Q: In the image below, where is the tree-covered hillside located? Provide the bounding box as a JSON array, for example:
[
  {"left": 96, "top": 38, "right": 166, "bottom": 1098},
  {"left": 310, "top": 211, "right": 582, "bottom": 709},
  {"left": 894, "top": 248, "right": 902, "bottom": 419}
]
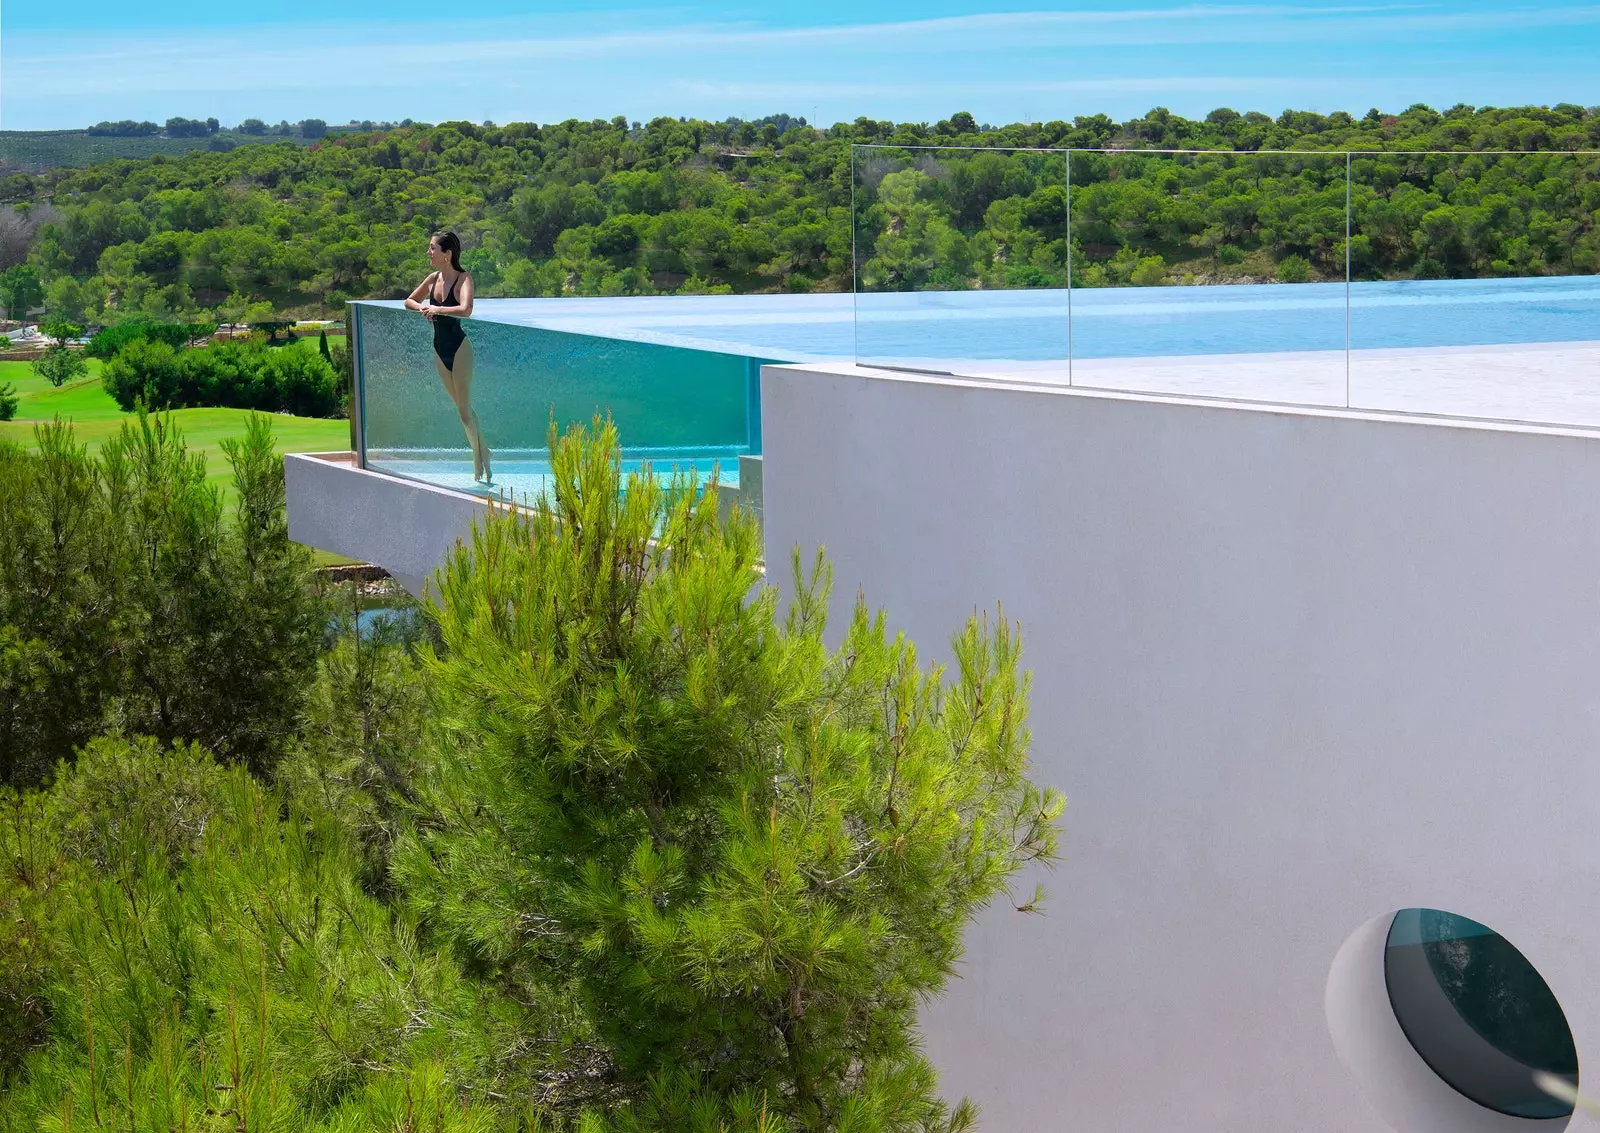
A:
[
  {"left": 0, "top": 120, "right": 358, "bottom": 177},
  {"left": 2, "top": 103, "right": 1598, "bottom": 323}
]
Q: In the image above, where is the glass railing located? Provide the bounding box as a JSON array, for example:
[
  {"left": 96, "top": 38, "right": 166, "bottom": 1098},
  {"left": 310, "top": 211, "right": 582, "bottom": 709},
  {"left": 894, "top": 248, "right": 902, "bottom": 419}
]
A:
[
  {"left": 1348, "top": 151, "right": 1600, "bottom": 426},
  {"left": 349, "top": 301, "right": 764, "bottom": 506},
  {"left": 852, "top": 144, "right": 1600, "bottom": 425},
  {"left": 852, "top": 146, "right": 1070, "bottom": 380},
  {"left": 1065, "top": 149, "right": 1348, "bottom": 403}
]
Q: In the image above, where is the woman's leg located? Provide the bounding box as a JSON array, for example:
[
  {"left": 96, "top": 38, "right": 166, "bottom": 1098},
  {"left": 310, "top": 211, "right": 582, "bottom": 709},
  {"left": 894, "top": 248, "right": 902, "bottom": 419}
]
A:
[
  {"left": 452, "top": 338, "right": 488, "bottom": 482},
  {"left": 433, "top": 349, "right": 481, "bottom": 480}
]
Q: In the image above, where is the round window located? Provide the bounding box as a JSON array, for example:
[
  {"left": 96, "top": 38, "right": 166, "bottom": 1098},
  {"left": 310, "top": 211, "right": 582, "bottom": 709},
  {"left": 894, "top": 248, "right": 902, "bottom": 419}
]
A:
[{"left": 1385, "top": 908, "right": 1579, "bottom": 1119}]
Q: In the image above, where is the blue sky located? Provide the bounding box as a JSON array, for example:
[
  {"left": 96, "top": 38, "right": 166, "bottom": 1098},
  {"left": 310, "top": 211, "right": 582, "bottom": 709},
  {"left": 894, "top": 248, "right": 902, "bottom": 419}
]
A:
[{"left": 4, "top": 1, "right": 1600, "bottom": 131}]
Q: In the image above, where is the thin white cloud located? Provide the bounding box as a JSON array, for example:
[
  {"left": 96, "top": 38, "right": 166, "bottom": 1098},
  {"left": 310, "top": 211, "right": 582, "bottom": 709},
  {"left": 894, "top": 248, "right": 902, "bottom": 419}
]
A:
[
  {"left": 12, "top": 1, "right": 1576, "bottom": 83},
  {"left": 5, "top": 3, "right": 1599, "bottom": 124}
]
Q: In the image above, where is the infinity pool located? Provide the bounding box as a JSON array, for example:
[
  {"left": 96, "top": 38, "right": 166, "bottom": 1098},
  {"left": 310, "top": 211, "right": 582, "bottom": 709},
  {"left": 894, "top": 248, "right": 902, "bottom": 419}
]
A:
[
  {"left": 351, "top": 275, "right": 1600, "bottom": 501},
  {"left": 392, "top": 276, "right": 1598, "bottom": 361}
]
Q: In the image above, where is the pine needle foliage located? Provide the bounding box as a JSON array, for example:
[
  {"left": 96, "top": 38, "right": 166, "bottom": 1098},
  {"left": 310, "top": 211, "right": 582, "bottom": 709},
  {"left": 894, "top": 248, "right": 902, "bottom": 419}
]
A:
[
  {"left": 0, "top": 425, "right": 120, "bottom": 786},
  {"left": 0, "top": 413, "right": 327, "bottom": 785},
  {"left": 285, "top": 586, "right": 433, "bottom": 895},
  {"left": 399, "top": 417, "right": 1064, "bottom": 1132},
  {"left": 0, "top": 736, "right": 506, "bottom": 1132}
]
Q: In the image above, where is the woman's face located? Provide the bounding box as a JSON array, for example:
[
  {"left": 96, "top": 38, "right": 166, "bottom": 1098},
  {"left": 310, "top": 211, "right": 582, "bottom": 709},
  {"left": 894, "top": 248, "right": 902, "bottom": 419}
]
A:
[{"left": 427, "top": 239, "right": 448, "bottom": 267}]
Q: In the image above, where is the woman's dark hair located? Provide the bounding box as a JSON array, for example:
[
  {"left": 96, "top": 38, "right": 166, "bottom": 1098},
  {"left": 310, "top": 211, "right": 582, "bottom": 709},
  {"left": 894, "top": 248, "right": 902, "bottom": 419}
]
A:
[{"left": 431, "top": 231, "right": 464, "bottom": 272}]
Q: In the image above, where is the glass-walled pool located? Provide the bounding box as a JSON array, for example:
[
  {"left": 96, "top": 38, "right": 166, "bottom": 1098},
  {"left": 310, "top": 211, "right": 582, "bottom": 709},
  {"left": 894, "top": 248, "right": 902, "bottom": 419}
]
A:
[{"left": 350, "top": 299, "right": 791, "bottom": 502}]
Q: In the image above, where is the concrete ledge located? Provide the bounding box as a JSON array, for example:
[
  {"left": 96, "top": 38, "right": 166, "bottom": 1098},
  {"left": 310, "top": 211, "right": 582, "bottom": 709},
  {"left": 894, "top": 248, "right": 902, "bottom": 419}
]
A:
[{"left": 285, "top": 452, "right": 492, "bottom": 598}]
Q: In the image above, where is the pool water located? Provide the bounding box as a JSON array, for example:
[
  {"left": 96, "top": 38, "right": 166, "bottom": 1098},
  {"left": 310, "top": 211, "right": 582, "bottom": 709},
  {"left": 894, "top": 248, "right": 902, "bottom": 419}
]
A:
[
  {"left": 324, "top": 601, "right": 422, "bottom": 644},
  {"left": 859, "top": 276, "right": 1600, "bottom": 365},
  {"left": 373, "top": 450, "right": 742, "bottom": 505},
  {"left": 378, "top": 275, "right": 1600, "bottom": 363}
]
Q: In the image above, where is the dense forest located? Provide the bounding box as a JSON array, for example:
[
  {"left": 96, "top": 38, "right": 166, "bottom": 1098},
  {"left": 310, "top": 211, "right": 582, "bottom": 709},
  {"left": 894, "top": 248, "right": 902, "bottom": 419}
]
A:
[{"left": 1, "top": 102, "right": 1598, "bottom": 322}]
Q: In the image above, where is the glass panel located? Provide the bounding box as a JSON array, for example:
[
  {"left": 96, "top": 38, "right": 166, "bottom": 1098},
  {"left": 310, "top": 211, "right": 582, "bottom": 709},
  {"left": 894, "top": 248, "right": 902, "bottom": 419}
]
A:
[
  {"left": 852, "top": 144, "right": 1071, "bottom": 382},
  {"left": 1385, "top": 908, "right": 1578, "bottom": 1119},
  {"left": 1065, "top": 149, "right": 1349, "bottom": 405},
  {"left": 355, "top": 302, "right": 759, "bottom": 502},
  {"left": 347, "top": 303, "right": 365, "bottom": 461},
  {"left": 1349, "top": 151, "right": 1600, "bottom": 425}
]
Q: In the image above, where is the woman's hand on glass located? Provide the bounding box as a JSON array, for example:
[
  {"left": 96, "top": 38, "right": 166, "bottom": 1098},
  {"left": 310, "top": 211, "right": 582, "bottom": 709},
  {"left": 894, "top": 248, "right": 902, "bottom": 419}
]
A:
[{"left": 419, "top": 303, "right": 435, "bottom": 321}]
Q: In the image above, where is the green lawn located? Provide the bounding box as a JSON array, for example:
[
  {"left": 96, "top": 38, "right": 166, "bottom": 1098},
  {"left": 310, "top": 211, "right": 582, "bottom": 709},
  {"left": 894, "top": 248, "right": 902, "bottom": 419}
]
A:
[
  {"left": 1, "top": 359, "right": 349, "bottom": 467},
  {"left": 289, "top": 332, "right": 346, "bottom": 351},
  {"left": 1, "top": 357, "right": 353, "bottom": 563}
]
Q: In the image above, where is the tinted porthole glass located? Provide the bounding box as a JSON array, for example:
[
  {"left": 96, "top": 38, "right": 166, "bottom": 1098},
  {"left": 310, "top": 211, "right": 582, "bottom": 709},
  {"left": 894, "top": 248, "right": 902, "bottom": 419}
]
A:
[{"left": 1385, "top": 908, "right": 1579, "bottom": 1119}]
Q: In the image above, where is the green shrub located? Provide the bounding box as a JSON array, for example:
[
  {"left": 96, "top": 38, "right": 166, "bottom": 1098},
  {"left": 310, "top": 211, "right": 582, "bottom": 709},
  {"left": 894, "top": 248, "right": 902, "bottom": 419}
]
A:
[
  {"left": 85, "top": 319, "right": 202, "bottom": 360},
  {"left": 331, "top": 342, "right": 352, "bottom": 397},
  {"left": 1217, "top": 243, "right": 1246, "bottom": 266},
  {"left": 1071, "top": 262, "right": 1108, "bottom": 287},
  {"left": 0, "top": 789, "right": 59, "bottom": 1081},
  {"left": 47, "top": 735, "right": 227, "bottom": 875},
  {"left": 259, "top": 343, "right": 343, "bottom": 417},
  {"left": 1105, "top": 245, "right": 1141, "bottom": 285},
  {"left": 1001, "top": 263, "right": 1061, "bottom": 288},
  {"left": 1276, "top": 254, "right": 1311, "bottom": 283},
  {"left": 0, "top": 382, "right": 16, "bottom": 421},
  {"left": 1130, "top": 254, "right": 1167, "bottom": 286},
  {"left": 85, "top": 321, "right": 144, "bottom": 359},
  {"left": 399, "top": 418, "right": 1063, "bottom": 1131},
  {"left": 101, "top": 338, "right": 342, "bottom": 416},
  {"left": 0, "top": 429, "right": 119, "bottom": 787},
  {"left": 283, "top": 587, "right": 431, "bottom": 893},
  {"left": 1413, "top": 256, "right": 1448, "bottom": 280},
  {"left": 100, "top": 336, "right": 181, "bottom": 410}
]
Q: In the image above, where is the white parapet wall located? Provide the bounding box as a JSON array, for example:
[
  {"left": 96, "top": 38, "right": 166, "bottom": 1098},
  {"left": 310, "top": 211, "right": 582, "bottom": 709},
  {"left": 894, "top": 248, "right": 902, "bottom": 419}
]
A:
[
  {"left": 758, "top": 362, "right": 1600, "bottom": 1133},
  {"left": 284, "top": 452, "right": 493, "bottom": 598}
]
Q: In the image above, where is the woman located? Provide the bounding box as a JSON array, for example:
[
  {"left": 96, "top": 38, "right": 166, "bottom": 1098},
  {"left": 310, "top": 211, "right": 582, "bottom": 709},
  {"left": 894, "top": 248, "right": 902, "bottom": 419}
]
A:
[{"left": 404, "top": 231, "right": 489, "bottom": 482}]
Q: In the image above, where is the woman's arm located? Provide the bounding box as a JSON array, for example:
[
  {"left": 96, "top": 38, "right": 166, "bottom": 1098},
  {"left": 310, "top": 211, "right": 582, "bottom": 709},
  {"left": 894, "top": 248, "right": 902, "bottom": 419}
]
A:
[
  {"left": 431, "top": 273, "right": 474, "bottom": 318},
  {"left": 403, "top": 273, "right": 436, "bottom": 312}
]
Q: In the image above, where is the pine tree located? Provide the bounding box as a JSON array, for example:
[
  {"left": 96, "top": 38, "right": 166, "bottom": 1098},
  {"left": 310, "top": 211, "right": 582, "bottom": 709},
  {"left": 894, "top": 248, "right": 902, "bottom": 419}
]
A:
[
  {"left": 0, "top": 413, "right": 327, "bottom": 785},
  {"left": 318, "top": 327, "right": 332, "bottom": 364},
  {"left": 400, "top": 418, "right": 1063, "bottom": 1132},
  {"left": 0, "top": 425, "right": 122, "bottom": 786}
]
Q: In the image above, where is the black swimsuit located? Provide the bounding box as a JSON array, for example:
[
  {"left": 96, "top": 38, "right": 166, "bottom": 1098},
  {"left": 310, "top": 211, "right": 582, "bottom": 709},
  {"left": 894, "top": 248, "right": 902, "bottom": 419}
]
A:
[{"left": 430, "top": 272, "right": 466, "bottom": 371}]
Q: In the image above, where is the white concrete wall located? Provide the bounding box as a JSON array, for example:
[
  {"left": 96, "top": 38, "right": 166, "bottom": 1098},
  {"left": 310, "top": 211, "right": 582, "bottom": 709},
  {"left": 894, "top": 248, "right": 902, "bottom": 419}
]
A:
[
  {"left": 759, "top": 363, "right": 1600, "bottom": 1133},
  {"left": 285, "top": 453, "right": 490, "bottom": 597}
]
